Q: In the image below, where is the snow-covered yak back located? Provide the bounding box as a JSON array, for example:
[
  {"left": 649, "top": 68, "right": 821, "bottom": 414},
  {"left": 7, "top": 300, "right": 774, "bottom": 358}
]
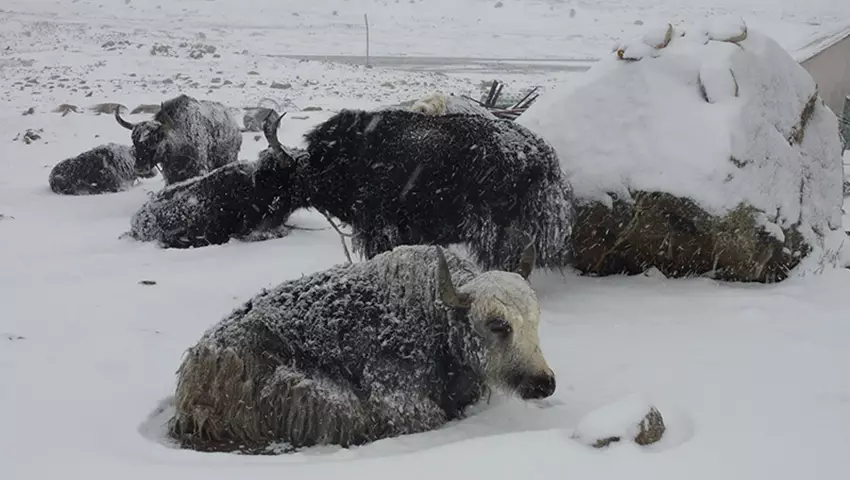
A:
[
  {"left": 266, "top": 108, "right": 575, "bottom": 273},
  {"left": 129, "top": 113, "right": 307, "bottom": 248},
  {"left": 48, "top": 143, "right": 139, "bottom": 195},
  {"left": 377, "top": 91, "right": 498, "bottom": 119},
  {"left": 114, "top": 94, "right": 242, "bottom": 185},
  {"left": 169, "top": 243, "right": 554, "bottom": 453}
]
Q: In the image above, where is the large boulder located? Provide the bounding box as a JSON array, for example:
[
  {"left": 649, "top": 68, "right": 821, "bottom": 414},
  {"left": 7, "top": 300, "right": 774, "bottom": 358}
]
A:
[{"left": 518, "top": 20, "right": 846, "bottom": 282}]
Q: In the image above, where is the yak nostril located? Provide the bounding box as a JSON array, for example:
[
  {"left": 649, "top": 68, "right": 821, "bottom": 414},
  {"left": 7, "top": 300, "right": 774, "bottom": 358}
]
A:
[{"left": 519, "top": 374, "right": 556, "bottom": 399}]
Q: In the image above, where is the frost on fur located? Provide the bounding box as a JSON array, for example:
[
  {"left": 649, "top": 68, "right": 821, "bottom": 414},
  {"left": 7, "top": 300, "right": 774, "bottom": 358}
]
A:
[
  {"left": 128, "top": 149, "right": 305, "bottom": 248},
  {"left": 379, "top": 92, "right": 497, "bottom": 119},
  {"left": 519, "top": 22, "right": 845, "bottom": 282},
  {"left": 168, "top": 244, "right": 555, "bottom": 453},
  {"left": 265, "top": 108, "right": 575, "bottom": 273},
  {"left": 114, "top": 94, "right": 242, "bottom": 185},
  {"left": 48, "top": 143, "right": 138, "bottom": 195},
  {"left": 128, "top": 112, "right": 308, "bottom": 249}
]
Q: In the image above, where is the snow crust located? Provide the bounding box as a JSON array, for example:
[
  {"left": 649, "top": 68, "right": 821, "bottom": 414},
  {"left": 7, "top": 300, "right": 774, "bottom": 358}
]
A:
[{"left": 518, "top": 22, "right": 845, "bottom": 269}]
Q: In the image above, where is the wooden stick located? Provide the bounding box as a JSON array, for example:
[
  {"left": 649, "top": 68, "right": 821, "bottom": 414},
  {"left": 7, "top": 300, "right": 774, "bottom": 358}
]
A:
[
  {"left": 319, "top": 209, "right": 353, "bottom": 264},
  {"left": 510, "top": 86, "right": 539, "bottom": 110},
  {"left": 364, "top": 14, "right": 371, "bottom": 68}
]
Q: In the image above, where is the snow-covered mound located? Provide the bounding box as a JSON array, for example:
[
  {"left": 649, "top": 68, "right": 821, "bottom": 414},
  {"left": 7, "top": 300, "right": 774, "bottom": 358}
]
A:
[
  {"left": 518, "top": 21, "right": 846, "bottom": 282},
  {"left": 572, "top": 394, "right": 665, "bottom": 448}
]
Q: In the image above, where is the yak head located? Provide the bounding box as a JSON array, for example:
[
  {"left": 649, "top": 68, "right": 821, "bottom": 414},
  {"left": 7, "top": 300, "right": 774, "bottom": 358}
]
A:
[
  {"left": 435, "top": 241, "right": 556, "bottom": 400},
  {"left": 114, "top": 105, "right": 175, "bottom": 177},
  {"left": 260, "top": 110, "right": 298, "bottom": 170}
]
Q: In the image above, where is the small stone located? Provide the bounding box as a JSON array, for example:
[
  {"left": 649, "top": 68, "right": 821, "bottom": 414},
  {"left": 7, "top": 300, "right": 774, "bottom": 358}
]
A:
[
  {"left": 634, "top": 406, "right": 665, "bottom": 445},
  {"left": 270, "top": 81, "right": 291, "bottom": 89},
  {"left": 138, "top": 280, "right": 157, "bottom": 286}
]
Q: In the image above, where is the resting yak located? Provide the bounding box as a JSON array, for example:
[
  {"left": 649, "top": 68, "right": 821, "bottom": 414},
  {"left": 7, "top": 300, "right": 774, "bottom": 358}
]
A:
[
  {"left": 127, "top": 114, "right": 305, "bottom": 248},
  {"left": 168, "top": 242, "right": 555, "bottom": 453},
  {"left": 49, "top": 143, "right": 143, "bottom": 195},
  {"left": 267, "top": 108, "right": 576, "bottom": 273},
  {"left": 114, "top": 94, "right": 242, "bottom": 185}
]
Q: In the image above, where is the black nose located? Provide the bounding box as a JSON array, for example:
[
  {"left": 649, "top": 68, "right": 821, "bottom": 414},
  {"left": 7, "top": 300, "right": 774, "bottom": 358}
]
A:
[{"left": 519, "top": 374, "right": 556, "bottom": 400}]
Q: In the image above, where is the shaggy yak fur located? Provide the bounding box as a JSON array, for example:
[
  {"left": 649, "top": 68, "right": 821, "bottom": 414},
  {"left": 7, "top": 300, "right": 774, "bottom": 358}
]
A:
[
  {"left": 264, "top": 108, "right": 576, "bottom": 273},
  {"left": 168, "top": 243, "right": 556, "bottom": 453},
  {"left": 48, "top": 143, "right": 142, "bottom": 195},
  {"left": 128, "top": 116, "right": 307, "bottom": 248},
  {"left": 114, "top": 94, "right": 242, "bottom": 185}
]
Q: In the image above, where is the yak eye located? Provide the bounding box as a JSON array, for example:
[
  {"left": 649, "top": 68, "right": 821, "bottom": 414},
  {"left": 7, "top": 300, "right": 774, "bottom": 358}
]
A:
[{"left": 487, "top": 318, "right": 512, "bottom": 337}]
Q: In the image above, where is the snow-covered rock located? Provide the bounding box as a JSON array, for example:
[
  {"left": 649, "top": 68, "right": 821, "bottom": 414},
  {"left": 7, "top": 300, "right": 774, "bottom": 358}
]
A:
[
  {"left": 572, "top": 394, "right": 666, "bottom": 448},
  {"left": 518, "top": 21, "right": 846, "bottom": 282}
]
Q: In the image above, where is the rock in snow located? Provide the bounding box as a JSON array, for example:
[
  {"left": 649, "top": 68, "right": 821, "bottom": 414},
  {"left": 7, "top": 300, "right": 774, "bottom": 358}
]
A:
[
  {"left": 518, "top": 21, "right": 846, "bottom": 282},
  {"left": 572, "top": 394, "right": 666, "bottom": 448}
]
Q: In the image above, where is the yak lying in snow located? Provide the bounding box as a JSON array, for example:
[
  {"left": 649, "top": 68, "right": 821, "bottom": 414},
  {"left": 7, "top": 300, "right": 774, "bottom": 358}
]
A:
[
  {"left": 48, "top": 143, "right": 145, "bottom": 195},
  {"left": 114, "top": 94, "right": 242, "bottom": 185},
  {"left": 264, "top": 108, "right": 575, "bottom": 273},
  {"left": 168, "top": 243, "right": 555, "bottom": 452},
  {"left": 128, "top": 114, "right": 306, "bottom": 248}
]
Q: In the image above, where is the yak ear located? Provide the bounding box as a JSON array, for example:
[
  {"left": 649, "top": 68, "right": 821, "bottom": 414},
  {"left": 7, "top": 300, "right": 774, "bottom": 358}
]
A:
[
  {"left": 515, "top": 238, "right": 537, "bottom": 280},
  {"left": 435, "top": 246, "right": 471, "bottom": 309}
]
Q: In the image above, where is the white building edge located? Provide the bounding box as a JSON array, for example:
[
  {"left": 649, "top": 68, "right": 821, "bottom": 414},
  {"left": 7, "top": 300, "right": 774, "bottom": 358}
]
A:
[{"left": 794, "top": 22, "right": 850, "bottom": 118}]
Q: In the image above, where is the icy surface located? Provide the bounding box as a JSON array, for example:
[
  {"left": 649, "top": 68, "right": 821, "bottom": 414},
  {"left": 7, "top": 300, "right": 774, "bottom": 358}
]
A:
[
  {"left": 1, "top": 2, "right": 850, "bottom": 480},
  {"left": 518, "top": 22, "right": 846, "bottom": 271}
]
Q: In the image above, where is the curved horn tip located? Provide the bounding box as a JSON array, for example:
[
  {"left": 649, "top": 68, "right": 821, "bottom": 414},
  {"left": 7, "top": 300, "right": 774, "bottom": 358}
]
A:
[
  {"left": 114, "top": 106, "right": 135, "bottom": 130},
  {"left": 515, "top": 238, "right": 537, "bottom": 280},
  {"left": 435, "top": 246, "right": 471, "bottom": 309}
]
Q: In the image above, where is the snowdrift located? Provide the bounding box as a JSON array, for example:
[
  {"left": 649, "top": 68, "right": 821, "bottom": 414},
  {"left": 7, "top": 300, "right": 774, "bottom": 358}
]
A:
[{"left": 519, "top": 21, "right": 846, "bottom": 282}]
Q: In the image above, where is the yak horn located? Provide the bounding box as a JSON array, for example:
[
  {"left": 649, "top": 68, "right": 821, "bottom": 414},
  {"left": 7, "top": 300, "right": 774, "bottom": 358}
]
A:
[
  {"left": 114, "top": 106, "right": 135, "bottom": 130},
  {"left": 435, "top": 246, "right": 471, "bottom": 309},
  {"left": 515, "top": 237, "right": 537, "bottom": 280},
  {"left": 263, "top": 111, "right": 296, "bottom": 168},
  {"left": 263, "top": 111, "right": 287, "bottom": 152}
]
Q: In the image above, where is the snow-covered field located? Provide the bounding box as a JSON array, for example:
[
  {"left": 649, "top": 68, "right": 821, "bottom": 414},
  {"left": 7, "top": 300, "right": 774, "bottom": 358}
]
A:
[{"left": 2, "top": 1, "right": 850, "bottom": 479}]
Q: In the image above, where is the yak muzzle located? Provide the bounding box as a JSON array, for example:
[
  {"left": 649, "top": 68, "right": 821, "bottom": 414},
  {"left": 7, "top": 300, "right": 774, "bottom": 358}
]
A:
[{"left": 517, "top": 373, "right": 556, "bottom": 400}]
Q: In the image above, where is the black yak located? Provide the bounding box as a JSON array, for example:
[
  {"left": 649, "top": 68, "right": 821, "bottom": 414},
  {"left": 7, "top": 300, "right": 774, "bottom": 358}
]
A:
[
  {"left": 114, "top": 94, "right": 242, "bottom": 185},
  {"left": 48, "top": 143, "right": 143, "bottom": 195},
  {"left": 128, "top": 114, "right": 306, "bottom": 248},
  {"left": 168, "top": 242, "right": 555, "bottom": 453},
  {"left": 264, "top": 108, "right": 575, "bottom": 273}
]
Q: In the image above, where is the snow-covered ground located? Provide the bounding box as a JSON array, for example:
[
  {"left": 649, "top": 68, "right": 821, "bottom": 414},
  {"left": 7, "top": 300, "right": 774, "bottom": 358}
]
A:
[{"left": 2, "top": 1, "right": 850, "bottom": 479}]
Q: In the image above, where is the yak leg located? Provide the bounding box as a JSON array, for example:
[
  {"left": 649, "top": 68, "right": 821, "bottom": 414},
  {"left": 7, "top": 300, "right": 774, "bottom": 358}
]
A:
[
  {"left": 350, "top": 218, "right": 404, "bottom": 259},
  {"left": 258, "top": 364, "right": 373, "bottom": 448}
]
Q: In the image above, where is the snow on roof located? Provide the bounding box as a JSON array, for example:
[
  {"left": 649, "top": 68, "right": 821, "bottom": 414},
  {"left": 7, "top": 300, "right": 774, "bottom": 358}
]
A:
[{"left": 792, "top": 21, "right": 850, "bottom": 62}]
